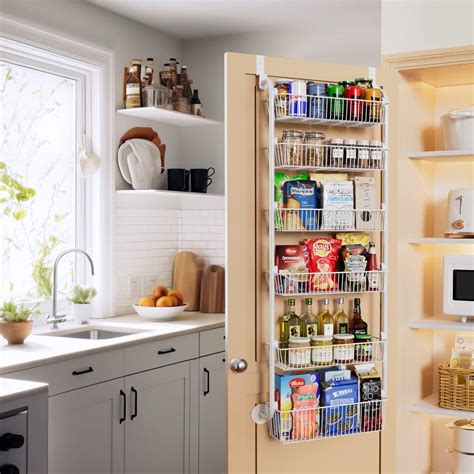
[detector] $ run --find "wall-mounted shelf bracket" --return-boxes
[257,55,268,89]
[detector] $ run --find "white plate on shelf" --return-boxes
[132,303,188,320]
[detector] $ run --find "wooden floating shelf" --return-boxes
[409,317,474,331]
[116,107,222,127]
[408,149,474,162]
[408,237,474,245]
[410,393,474,419]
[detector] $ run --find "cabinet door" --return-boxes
[198,352,226,474]
[48,378,125,474]
[124,362,191,474]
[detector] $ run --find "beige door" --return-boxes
[226,53,399,473]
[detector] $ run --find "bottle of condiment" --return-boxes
[125,59,142,109]
[317,298,334,337]
[279,300,291,348]
[287,298,301,338]
[301,297,318,337]
[350,298,368,335]
[160,62,171,87]
[143,57,154,86]
[334,297,349,334]
[190,89,203,116]
[367,241,380,290]
[169,57,178,85]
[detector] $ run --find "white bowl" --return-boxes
[132,303,188,320]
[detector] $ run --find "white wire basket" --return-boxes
[274,93,387,127]
[269,398,386,443]
[274,338,385,371]
[274,142,387,171]
[274,208,386,232]
[273,270,385,296]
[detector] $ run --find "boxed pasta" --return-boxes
[353,177,376,230]
[321,181,354,230]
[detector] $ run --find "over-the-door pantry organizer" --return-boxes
[255,73,390,443]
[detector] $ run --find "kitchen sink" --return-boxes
[43,328,147,340]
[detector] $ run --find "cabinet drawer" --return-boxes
[125,333,199,374]
[199,327,225,357]
[6,349,124,396]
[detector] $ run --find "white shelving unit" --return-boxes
[117,107,222,127]
[409,394,474,419]
[408,149,474,162]
[409,317,474,331]
[260,81,389,443]
[408,238,474,245]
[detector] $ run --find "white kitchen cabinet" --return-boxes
[48,378,125,474]
[124,361,192,474]
[197,352,226,474]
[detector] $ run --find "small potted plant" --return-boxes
[1,300,38,344]
[69,284,97,324]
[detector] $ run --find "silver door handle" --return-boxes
[230,358,248,373]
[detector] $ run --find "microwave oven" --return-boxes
[443,255,474,322]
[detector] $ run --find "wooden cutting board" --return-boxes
[172,252,204,311]
[200,265,225,313]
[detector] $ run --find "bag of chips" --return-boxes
[303,238,342,291]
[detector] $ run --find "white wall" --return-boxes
[381,0,474,54]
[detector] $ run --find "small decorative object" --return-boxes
[0,300,38,344]
[69,285,97,324]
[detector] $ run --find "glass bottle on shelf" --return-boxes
[367,241,380,290]
[125,59,142,109]
[190,89,203,116]
[287,298,301,338]
[317,298,334,337]
[301,297,318,337]
[143,57,154,86]
[350,298,368,335]
[334,297,349,334]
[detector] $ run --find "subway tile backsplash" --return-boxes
[114,208,225,316]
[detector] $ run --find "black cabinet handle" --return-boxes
[0,433,24,452]
[0,465,20,474]
[119,390,126,424]
[131,386,138,420]
[203,368,210,396]
[157,348,176,355]
[72,366,94,376]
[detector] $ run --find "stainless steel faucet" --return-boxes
[47,249,95,329]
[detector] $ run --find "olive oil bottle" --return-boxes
[317,298,334,336]
[334,297,349,334]
[301,298,318,337]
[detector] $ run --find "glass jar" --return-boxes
[354,334,373,361]
[282,130,304,166]
[329,138,344,168]
[288,337,311,368]
[304,131,325,167]
[357,139,370,169]
[369,140,384,169]
[142,83,170,108]
[310,335,333,365]
[307,82,326,119]
[326,84,345,120]
[333,334,355,363]
[365,87,383,122]
[344,139,357,168]
[344,84,363,121]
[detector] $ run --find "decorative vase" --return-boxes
[72,303,92,324]
[1,320,33,344]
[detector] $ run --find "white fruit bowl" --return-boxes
[132,303,188,320]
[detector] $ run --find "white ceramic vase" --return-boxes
[71,303,92,324]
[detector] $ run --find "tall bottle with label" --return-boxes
[367,241,379,290]
[191,89,203,116]
[143,57,154,86]
[317,298,334,336]
[350,298,368,335]
[125,59,142,108]
[334,297,349,334]
[301,297,318,337]
[287,298,301,338]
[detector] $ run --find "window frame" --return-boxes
[0,17,114,318]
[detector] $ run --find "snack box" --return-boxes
[275,245,308,294]
[321,181,354,230]
[320,377,359,436]
[282,180,319,230]
[309,172,349,186]
[355,365,382,432]
[274,372,321,441]
[353,177,376,231]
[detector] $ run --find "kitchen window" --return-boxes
[0,23,113,318]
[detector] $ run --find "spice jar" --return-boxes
[365,86,383,122]
[355,77,373,91]
[307,82,326,119]
[333,334,355,363]
[344,83,363,121]
[288,337,311,368]
[344,139,357,168]
[310,335,333,365]
[304,131,325,167]
[357,139,370,169]
[326,84,345,120]
[329,138,344,168]
[282,130,304,165]
[354,334,373,361]
[369,140,384,169]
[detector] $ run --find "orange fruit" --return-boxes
[168,289,184,305]
[139,296,156,307]
[169,295,179,306]
[153,285,168,298]
[156,296,173,307]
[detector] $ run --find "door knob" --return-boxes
[230,358,248,373]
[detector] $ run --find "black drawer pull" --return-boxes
[131,386,138,420]
[203,368,210,396]
[157,348,176,355]
[72,366,94,376]
[119,390,126,424]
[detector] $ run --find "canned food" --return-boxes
[288,80,307,117]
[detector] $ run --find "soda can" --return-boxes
[289,80,307,117]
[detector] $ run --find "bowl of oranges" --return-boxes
[132,286,188,320]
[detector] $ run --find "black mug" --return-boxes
[190,167,215,193]
[167,168,190,192]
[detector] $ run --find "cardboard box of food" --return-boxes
[353,177,376,230]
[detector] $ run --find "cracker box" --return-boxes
[321,181,354,230]
[320,377,359,436]
[353,177,376,231]
[274,372,321,441]
[282,180,319,230]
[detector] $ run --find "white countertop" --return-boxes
[0,377,48,403]
[0,312,225,375]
